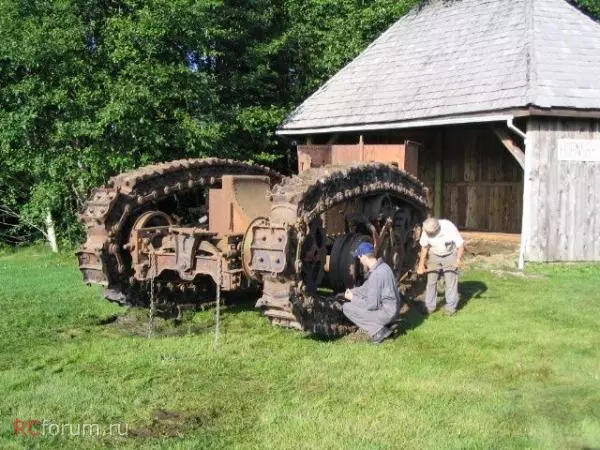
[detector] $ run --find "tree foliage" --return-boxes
[570,0,600,18]
[0,0,598,245]
[0,0,223,243]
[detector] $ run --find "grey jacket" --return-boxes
[350,259,402,316]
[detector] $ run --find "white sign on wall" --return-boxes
[558,139,600,161]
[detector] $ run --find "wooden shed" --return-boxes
[278,0,600,264]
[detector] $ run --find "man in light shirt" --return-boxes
[417,217,464,315]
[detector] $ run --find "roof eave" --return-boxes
[277,111,523,136]
[525,106,600,119]
[277,107,600,136]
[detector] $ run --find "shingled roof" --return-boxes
[279,0,600,134]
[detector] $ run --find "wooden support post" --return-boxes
[434,130,444,217]
[518,122,531,270]
[359,134,365,161]
[493,127,525,169]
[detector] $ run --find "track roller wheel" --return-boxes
[329,233,372,293]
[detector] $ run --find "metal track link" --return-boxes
[270,162,426,224]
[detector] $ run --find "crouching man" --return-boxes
[342,242,402,344]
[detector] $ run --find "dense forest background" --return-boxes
[1,0,599,247]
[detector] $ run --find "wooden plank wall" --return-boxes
[525,118,600,261]
[417,127,523,233]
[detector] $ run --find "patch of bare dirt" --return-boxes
[462,237,520,271]
[128,408,222,438]
[106,308,213,337]
[342,329,371,343]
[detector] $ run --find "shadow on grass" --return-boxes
[434,280,488,312]
[312,279,489,343]
[396,301,428,336]
[97,291,262,338]
[221,291,261,314]
[102,281,489,341]
[305,297,431,344]
[457,280,488,310]
[229,280,487,343]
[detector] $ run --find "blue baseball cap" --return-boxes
[353,242,375,258]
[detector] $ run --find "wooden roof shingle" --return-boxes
[280,0,600,133]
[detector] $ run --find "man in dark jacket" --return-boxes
[342,242,402,344]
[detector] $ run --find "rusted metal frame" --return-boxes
[257,164,427,334]
[139,252,218,281]
[78,158,283,303]
[248,224,288,274]
[131,226,243,291]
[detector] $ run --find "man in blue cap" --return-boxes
[342,242,402,343]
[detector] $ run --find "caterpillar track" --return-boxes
[78,158,282,310]
[256,163,427,334]
[78,148,428,335]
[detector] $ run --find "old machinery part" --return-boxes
[252,162,427,334]
[241,217,289,279]
[329,233,371,292]
[77,158,282,308]
[299,217,327,294]
[78,158,427,335]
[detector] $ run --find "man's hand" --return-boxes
[344,289,353,301]
[417,246,429,276]
[453,245,464,271]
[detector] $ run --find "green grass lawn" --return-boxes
[0,248,599,449]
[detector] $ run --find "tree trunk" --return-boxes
[45,210,58,253]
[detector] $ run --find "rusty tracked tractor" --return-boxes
[78,142,427,334]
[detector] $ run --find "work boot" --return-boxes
[371,326,392,344]
[387,317,403,333]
